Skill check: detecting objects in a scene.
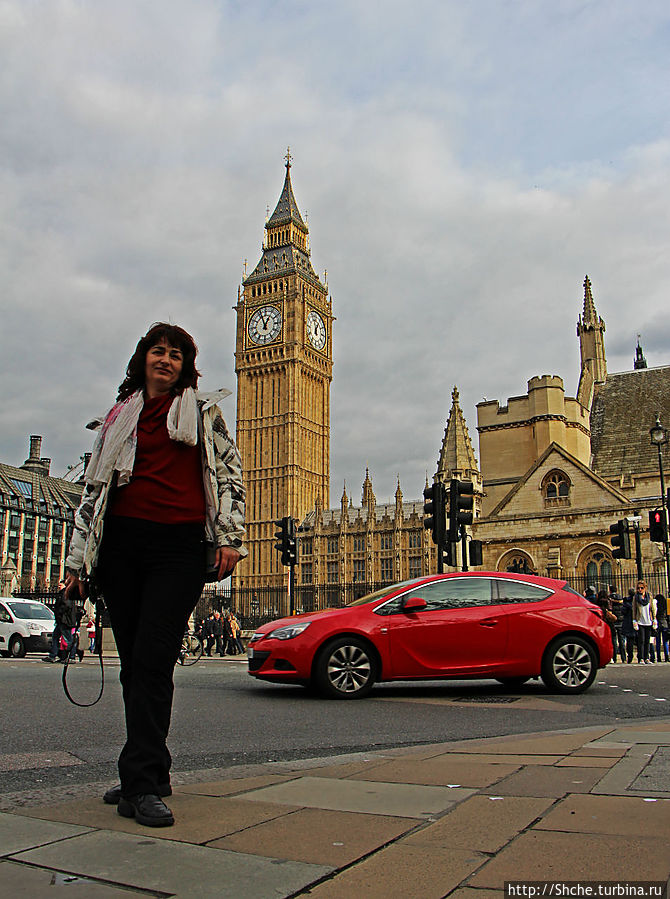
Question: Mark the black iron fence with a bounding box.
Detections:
[15,569,668,634]
[195,581,390,630]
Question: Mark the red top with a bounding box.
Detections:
[110,394,206,524]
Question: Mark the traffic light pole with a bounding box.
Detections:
[460,527,468,572]
[631,518,643,582]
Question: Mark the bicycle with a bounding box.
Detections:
[177,631,204,666]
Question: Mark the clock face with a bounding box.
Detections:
[247,305,282,345]
[306,310,326,351]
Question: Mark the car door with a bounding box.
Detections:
[379,577,509,677]
[0,601,13,653]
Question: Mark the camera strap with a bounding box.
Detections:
[61,581,105,707]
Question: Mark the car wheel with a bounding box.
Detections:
[496,677,530,688]
[9,635,26,658]
[541,636,597,694]
[314,637,377,699]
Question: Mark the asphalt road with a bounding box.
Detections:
[1,656,669,800]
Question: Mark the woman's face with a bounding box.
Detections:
[144,339,184,397]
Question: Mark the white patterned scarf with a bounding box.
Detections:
[84,387,199,487]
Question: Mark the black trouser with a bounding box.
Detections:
[610,626,625,662]
[97,516,205,798]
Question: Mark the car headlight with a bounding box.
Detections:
[265,622,312,641]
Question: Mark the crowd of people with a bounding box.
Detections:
[587,580,669,664]
[196,610,245,656]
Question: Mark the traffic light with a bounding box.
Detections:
[649,509,668,543]
[448,479,474,544]
[275,517,299,566]
[609,519,631,559]
[286,516,298,566]
[274,517,289,563]
[423,482,446,547]
[469,540,483,567]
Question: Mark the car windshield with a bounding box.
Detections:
[345,578,429,607]
[7,602,54,621]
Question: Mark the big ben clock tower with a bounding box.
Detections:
[235,152,333,587]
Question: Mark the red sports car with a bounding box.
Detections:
[247,572,612,698]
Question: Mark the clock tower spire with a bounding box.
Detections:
[235,154,333,588]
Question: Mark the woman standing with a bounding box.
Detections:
[632,580,656,665]
[65,323,246,827]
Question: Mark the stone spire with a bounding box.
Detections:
[361,468,376,512]
[633,337,648,370]
[245,151,319,286]
[577,275,607,384]
[266,148,308,232]
[341,482,349,514]
[395,476,403,517]
[436,387,479,483]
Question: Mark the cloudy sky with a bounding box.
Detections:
[2,0,669,508]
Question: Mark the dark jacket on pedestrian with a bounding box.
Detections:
[621,592,635,638]
[54,590,78,630]
[609,594,624,629]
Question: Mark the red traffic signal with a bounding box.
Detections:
[649,509,668,543]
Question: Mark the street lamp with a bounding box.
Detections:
[649,414,670,593]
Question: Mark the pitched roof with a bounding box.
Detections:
[590,365,670,479]
[486,442,630,519]
[266,160,307,232]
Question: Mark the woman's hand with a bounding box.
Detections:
[215,547,241,581]
[64,571,86,600]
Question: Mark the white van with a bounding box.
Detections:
[0,598,55,657]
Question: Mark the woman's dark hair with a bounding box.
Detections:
[117,323,201,401]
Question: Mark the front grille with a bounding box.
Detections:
[248,651,270,672]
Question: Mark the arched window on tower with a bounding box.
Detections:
[542,470,571,506]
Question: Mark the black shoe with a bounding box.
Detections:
[117,794,174,827]
[78,650,84,662]
[103,782,172,804]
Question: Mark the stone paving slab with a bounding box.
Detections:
[297,842,486,899]
[491,764,605,797]
[348,757,521,788]
[0,811,91,856]
[390,751,564,767]
[17,793,301,844]
[176,773,296,796]
[469,831,670,886]
[243,775,474,818]
[403,795,554,853]
[535,793,670,835]
[441,730,614,755]
[554,755,618,767]
[9,828,333,899]
[598,729,670,743]
[0,860,147,898]
[208,806,420,866]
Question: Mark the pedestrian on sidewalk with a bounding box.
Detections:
[64,322,246,827]
[633,580,656,664]
[44,584,77,663]
[608,585,625,662]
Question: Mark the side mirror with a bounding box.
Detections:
[403,596,427,612]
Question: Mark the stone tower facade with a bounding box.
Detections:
[235,155,333,587]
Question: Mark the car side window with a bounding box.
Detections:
[0,605,11,623]
[493,580,552,604]
[419,578,493,609]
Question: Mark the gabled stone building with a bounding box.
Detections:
[472,277,670,588]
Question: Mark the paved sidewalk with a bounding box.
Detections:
[2,719,670,898]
